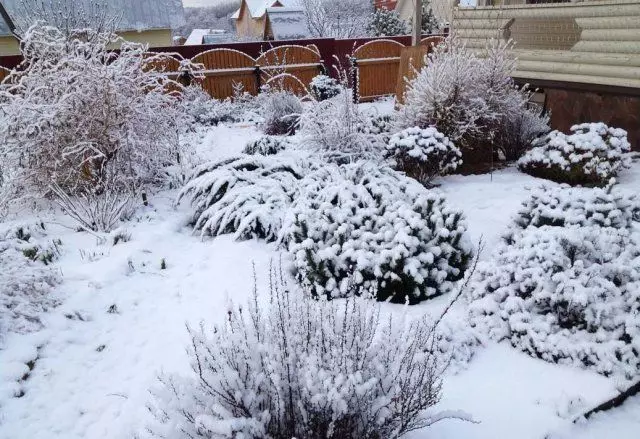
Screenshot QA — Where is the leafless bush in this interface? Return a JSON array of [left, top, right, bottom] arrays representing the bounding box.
[[147, 265, 475, 439]]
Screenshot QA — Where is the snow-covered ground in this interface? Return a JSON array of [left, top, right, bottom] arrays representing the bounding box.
[[1, 110, 639, 439]]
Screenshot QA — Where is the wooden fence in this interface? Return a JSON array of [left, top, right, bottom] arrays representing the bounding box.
[[0, 66, 9, 83], [0, 35, 442, 101]]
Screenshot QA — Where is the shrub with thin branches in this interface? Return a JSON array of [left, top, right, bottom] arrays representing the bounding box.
[[259, 89, 303, 136], [243, 136, 290, 156], [147, 266, 474, 439]]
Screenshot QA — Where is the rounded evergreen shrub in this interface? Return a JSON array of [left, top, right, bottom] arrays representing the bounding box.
[[282, 162, 473, 303], [385, 127, 462, 186], [178, 155, 307, 242], [518, 123, 631, 186], [309, 74, 342, 101], [261, 90, 303, 136], [469, 225, 640, 379], [243, 136, 289, 156]]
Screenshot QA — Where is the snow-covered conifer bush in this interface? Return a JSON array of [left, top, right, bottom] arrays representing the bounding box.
[[309, 74, 342, 101], [259, 88, 303, 136], [299, 91, 382, 163], [178, 155, 309, 242], [0, 224, 62, 346], [147, 267, 472, 439], [243, 136, 290, 156], [282, 162, 473, 303], [385, 127, 462, 186], [510, 183, 639, 234], [469, 225, 640, 378], [0, 24, 190, 230], [357, 113, 395, 144], [367, 7, 408, 37], [518, 123, 631, 186], [396, 38, 546, 160]]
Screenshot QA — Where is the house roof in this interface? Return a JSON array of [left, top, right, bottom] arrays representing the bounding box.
[[0, 0, 184, 37], [266, 7, 308, 40], [231, 0, 299, 20]]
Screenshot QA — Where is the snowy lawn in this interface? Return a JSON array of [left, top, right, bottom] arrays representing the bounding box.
[[1, 118, 639, 439]]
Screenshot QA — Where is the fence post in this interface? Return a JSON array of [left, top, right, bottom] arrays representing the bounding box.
[[254, 65, 262, 93], [350, 56, 359, 104]]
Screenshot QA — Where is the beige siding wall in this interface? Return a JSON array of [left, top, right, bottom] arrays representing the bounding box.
[[0, 36, 20, 56], [0, 29, 173, 56]]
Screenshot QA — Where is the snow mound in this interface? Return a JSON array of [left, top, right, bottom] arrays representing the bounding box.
[[0, 224, 62, 346]]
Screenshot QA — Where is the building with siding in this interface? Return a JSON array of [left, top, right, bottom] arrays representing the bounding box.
[[0, 0, 183, 56]]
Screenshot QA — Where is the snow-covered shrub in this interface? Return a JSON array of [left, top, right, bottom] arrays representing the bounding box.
[[299, 91, 381, 163], [148, 268, 469, 439], [493, 105, 550, 161], [510, 183, 639, 234], [385, 127, 462, 186], [358, 113, 395, 145], [178, 155, 307, 242], [259, 89, 303, 136], [367, 7, 408, 37], [282, 162, 473, 303], [181, 86, 236, 127], [396, 38, 545, 160], [309, 74, 342, 101], [518, 123, 631, 186], [0, 224, 62, 346], [469, 225, 640, 378], [243, 136, 290, 156], [0, 25, 187, 199]]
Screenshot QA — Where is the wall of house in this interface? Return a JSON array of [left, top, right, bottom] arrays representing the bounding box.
[[396, 0, 456, 25], [0, 29, 173, 56], [0, 36, 20, 56]]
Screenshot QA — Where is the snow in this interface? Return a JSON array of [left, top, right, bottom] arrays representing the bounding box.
[[1, 102, 639, 438]]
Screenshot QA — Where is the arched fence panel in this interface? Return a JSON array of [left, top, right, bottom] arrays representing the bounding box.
[[353, 39, 406, 102], [192, 49, 258, 99], [0, 67, 10, 83], [257, 45, 323, 93]]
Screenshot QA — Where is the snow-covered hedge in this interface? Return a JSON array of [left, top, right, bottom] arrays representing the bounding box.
[[469, 225, 640, 379], [518, 123, 631, 186], [243, 136, 290, 156], [282, 162, 473, 303], [1, 224, 62, 346], [299, 92, 382, 164], [178, 155, 306, 242], [309, 74, 342, 101], [358, 113, 394, 144], [470, 184, 640, 378], [148, 269, 467, 439], [385, 127, 462, 186], [510, 183, 639, 233]]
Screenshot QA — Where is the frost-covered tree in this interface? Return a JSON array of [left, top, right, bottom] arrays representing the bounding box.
[[299, 0, 373, 38], [367, 7, 408, 37], [396, 37, 548, 159], [147, 266, 474, 439], [0, 24, 189, 230]]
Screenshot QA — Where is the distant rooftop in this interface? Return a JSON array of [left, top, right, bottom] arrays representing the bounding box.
[[0, 0, 184, 37], [266, 7, 309, 40]]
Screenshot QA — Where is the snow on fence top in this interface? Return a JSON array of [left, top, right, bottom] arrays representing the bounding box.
[[0, 0, 184, 36]]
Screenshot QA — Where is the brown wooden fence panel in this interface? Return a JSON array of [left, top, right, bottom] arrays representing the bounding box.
[[193, 49, 258, 99], [353, 39, 405, 101], [0, 67, 10, 83], [257, 45, 322, 94]]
